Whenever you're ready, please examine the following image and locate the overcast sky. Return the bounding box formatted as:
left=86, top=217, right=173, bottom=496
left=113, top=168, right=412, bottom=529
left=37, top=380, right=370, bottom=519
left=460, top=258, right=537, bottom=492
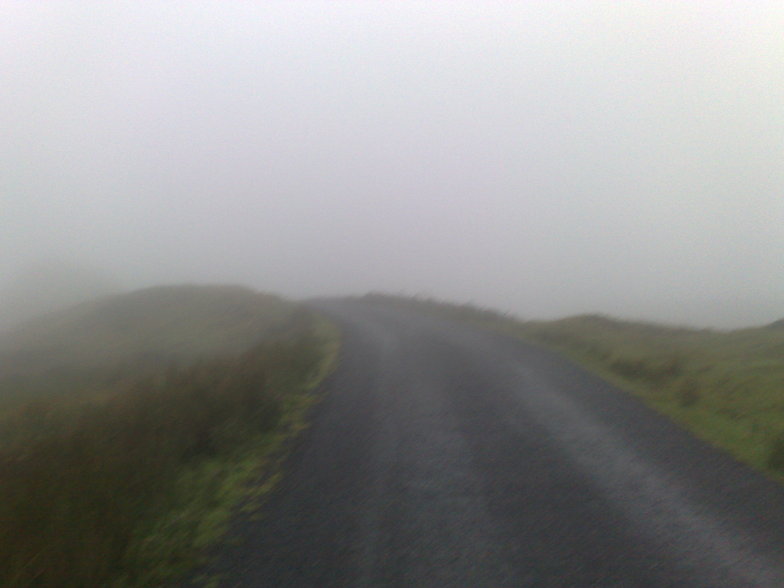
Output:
left=2, top=2, right=782, bottom=328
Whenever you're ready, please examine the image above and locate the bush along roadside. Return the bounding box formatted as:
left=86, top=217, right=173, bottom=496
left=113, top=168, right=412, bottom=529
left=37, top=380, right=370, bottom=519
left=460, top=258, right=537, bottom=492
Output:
left=0, top=310, right=339, bottom=587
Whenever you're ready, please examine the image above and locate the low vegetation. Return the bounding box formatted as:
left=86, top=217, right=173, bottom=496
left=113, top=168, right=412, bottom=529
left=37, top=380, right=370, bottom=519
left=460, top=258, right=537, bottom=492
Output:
left=522, top=315, right=784, bottom=477
left=0, top=285, right=339, bottom=587
left=363, top=294, right=784, bottom=481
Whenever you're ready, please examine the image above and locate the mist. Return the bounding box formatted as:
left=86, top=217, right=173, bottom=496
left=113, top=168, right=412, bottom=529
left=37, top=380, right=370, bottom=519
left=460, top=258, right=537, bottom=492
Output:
left=2, top=2, right=782, bottom=328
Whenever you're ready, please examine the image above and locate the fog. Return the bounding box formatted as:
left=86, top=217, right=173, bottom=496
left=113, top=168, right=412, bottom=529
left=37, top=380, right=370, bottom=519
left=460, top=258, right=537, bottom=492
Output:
left=2, top=2, right=782, bottom=328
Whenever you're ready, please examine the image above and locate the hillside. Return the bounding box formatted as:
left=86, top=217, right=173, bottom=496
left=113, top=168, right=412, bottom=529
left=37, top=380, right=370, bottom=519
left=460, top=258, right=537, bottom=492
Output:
left=0, top=285, right=297, bottom=403
left=767, top=318, right=784, bottom=330
left=1, top=284, right=294, bottom=367
left=0, top=284, right=339, bottom=586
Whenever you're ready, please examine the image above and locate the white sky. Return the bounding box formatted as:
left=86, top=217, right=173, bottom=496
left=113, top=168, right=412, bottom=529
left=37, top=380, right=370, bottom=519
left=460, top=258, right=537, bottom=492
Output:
left=2, top=2, right=783, bottom=327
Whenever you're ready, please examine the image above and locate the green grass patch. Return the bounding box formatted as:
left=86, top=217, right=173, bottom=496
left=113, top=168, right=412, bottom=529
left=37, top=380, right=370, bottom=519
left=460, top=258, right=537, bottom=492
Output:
left=510, top=315, right=784, bottom=477
left=118, top=316, right=340, bottom=587
left=518, top=317, right=784, bottom=482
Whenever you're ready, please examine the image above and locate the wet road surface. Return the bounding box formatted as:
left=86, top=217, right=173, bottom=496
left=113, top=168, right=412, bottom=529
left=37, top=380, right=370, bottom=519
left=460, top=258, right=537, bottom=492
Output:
left=198, top=300, right=784, bottom=587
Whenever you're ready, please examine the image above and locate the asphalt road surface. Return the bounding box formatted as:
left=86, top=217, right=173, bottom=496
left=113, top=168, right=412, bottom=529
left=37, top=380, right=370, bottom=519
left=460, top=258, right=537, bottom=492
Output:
left=198, top=300, right=784, bottom=587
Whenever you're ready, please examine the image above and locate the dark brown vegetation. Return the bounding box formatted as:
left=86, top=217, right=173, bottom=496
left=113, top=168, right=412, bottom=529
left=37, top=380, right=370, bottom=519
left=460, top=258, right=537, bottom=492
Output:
left=0, top=286, right=334, bottom=587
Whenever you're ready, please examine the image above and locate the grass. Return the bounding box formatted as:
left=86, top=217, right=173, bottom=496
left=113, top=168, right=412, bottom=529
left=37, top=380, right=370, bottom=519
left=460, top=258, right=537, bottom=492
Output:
left=520, top=315, right=784, bottom=477
left=362, top=294, right=784, bottom=481
left=120, top=315, right=340, bottom=587
left=0, top=286, right=340, bottom=587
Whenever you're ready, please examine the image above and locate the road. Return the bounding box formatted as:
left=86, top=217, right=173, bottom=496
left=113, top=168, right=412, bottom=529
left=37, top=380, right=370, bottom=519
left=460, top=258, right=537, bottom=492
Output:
left=198, top=300, right=784, bottom=587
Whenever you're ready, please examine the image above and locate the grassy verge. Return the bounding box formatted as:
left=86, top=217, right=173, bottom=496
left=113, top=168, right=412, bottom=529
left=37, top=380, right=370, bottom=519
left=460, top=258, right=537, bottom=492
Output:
left=119, top=315, right=340, bottom=587
left=518, top=315, right=784, bottom=479
left=362, top=294, right=784, bottom=482
left=0, top=287, right=340, bottom=587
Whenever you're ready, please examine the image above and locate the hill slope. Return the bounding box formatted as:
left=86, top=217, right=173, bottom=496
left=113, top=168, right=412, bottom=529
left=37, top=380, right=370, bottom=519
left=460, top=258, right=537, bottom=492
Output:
left=1, top=284, right=294, bottom=368
left=0, top=284, right=338, bottom=586
left=0, top=285, right=298, bottom=402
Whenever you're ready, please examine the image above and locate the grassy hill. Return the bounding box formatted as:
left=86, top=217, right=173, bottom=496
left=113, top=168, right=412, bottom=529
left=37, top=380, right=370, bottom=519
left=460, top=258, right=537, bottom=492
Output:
left=0, top=285, right=297, bottom=404
left=0, top=284, right=339, bottom=587
left=0, top=284, right=294, bottom=369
